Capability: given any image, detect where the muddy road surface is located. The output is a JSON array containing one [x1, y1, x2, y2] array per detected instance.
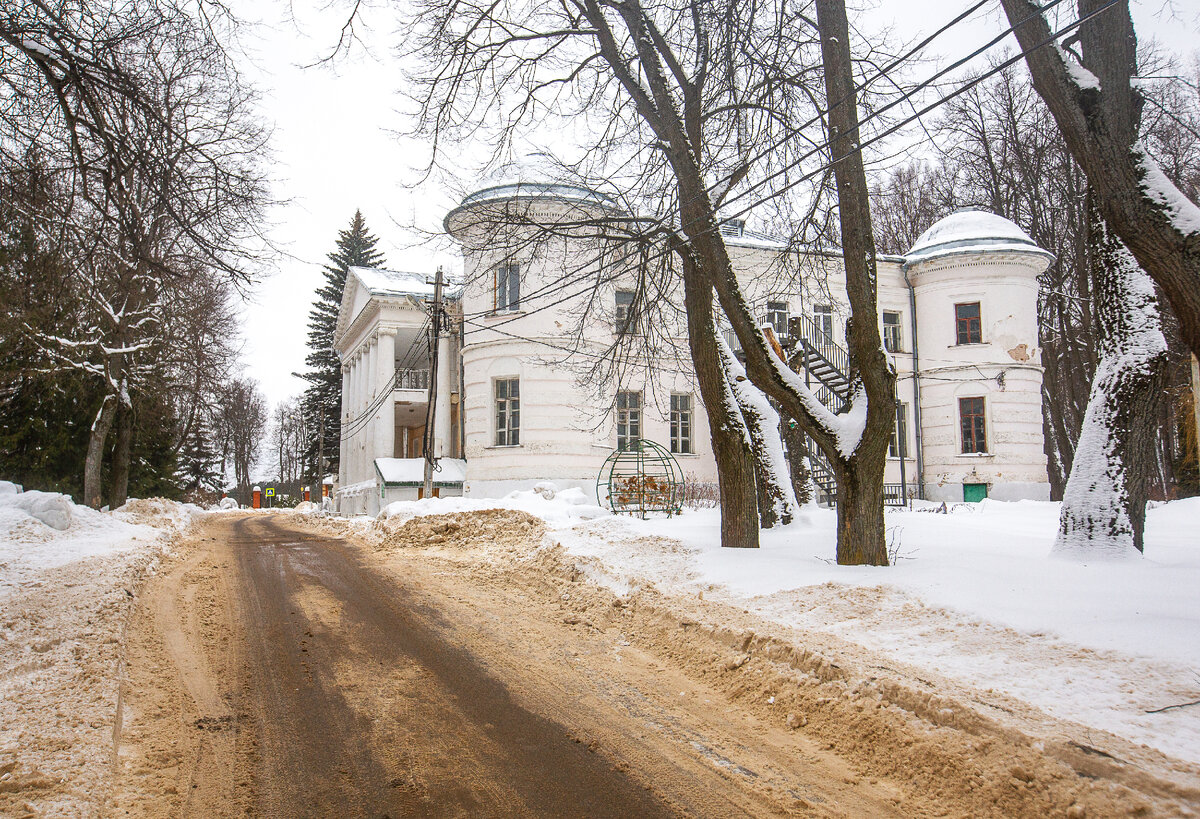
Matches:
[[109, 513, 907, 817], [107, 511, 1198, 817]]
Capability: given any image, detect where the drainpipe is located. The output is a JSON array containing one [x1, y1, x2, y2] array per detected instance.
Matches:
[[902, 263, 925, 500]]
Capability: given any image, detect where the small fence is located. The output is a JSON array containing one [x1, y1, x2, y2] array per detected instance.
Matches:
[[394, 368, 430, 391]]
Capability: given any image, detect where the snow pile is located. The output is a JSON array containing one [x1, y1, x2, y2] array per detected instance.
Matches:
[[111, 497, 203, 535], [0, 489, 167, 596], [505, 495, 1200, 766], [216, 496, 239, 510], [4, 489, 74, 530], [377, 486, 608, 529], [0, 485, 193, 814], [293, 501, 320, 514]]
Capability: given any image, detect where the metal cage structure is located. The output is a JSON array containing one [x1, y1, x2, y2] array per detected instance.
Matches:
[[596, 439, 686, 518]]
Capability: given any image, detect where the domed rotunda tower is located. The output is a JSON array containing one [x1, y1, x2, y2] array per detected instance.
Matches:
[[902, 209, 1053, 502]]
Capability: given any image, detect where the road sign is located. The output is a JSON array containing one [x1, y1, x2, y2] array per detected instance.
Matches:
[[265, 487, 275, 497]]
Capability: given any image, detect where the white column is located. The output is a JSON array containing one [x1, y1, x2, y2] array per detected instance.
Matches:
[[352, 350, 364, 483], [364, 337, 378, 478], [375, 329, 396, 461], [339, 362, 351, 488], [434, 337, 452, 458]]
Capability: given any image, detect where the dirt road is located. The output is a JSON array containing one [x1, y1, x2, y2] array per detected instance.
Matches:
[[107, 511, 1199, 817]]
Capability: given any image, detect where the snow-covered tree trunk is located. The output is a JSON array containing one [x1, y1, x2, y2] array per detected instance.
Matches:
[[108, 400, 134, 509], [83, 394, 117, 509], [1055, 210, 1168, 558], [718, 339, 799, 528], [681, 261, 760, 548]]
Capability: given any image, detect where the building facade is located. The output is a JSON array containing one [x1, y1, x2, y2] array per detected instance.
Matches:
[[333, 267, 463, 514], [337, 167, 1053, 512]]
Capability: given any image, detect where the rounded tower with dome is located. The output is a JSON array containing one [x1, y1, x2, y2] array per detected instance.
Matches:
[[903, 208, 1053, 502], [444, 155, 661, 496]]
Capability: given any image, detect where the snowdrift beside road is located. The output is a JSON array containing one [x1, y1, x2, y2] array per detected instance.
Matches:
[[0, 486, 201, 814], [0, 486, 185, 596], [346, 490, 1200, 768]]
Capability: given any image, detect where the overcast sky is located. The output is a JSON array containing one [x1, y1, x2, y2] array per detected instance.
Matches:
[[230, 0, 1198, 412]]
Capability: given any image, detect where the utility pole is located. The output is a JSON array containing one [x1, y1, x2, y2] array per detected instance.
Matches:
[[423, 266, 445, 499], [316, 414, 324, 506]]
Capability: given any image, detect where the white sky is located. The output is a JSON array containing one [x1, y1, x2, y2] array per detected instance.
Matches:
[[230, 0, 1198, 411]]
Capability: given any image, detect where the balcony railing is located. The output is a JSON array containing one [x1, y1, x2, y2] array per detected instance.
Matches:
[[394, 368, 430, 391]]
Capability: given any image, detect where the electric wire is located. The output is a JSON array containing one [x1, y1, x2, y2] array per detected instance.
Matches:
[[451, 0, 1001, 326], [455, 0, 1101, 344]]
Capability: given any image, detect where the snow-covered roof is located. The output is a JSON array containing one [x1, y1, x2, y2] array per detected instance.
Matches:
[[350, 266, 456, 299], [457, 152, 619, 210], [375, 457, 467, 485], [904, 209, 1052, 265]]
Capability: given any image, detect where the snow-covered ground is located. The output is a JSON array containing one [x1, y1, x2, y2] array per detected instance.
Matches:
[[373, 490, 1200, 767], [0, 484, 200, 815]]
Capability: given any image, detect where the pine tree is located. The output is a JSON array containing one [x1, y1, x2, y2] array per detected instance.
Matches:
[[175, 414, 221, 495], [300, 211, 385, 484]]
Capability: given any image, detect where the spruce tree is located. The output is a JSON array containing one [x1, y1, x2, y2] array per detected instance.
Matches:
[[175, 414, 221, 495], [300, 211, 385, 485]]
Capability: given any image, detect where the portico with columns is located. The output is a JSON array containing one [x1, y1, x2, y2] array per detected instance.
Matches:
[[332, 266, 463, 515]]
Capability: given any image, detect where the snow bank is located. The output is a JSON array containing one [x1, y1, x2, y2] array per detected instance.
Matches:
[[0, 487, 196, 813], [0, 491, 168, 596], [501, 494, 1200, 766], [378, 486, 608, 529]]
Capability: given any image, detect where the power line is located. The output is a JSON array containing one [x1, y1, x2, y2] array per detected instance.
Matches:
[[451, 0, 1001, 326], [453, 0, 1089, 344], [455, 4, 1111, 349]]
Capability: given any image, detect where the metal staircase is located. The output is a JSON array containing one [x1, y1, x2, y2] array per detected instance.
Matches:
[[783, 314, 849, 506]]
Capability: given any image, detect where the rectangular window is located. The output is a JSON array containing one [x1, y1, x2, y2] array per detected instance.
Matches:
[[495, 378, 520, 446], [495, 263, 520, 313], [765, 300, 789, 339], [959, 396, 987, 454], [814, 304, 834, 343], [615, 289, 637, 335], [889, 402, 908, 458], [955, 302, 982, 345], [882, 310, 903, 353], [616, 390, 642, 452], [670, 393, 693, 454]]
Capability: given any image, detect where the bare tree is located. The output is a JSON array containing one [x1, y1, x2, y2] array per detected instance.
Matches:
[[269, 398, 309, 485], [406, 0, 896, 562], [217, 378, 267, 497], [2, 0, 269, 507], [999, 0, 1200, 361]]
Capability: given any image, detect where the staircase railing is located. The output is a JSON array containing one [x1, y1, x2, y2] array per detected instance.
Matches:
[[785, 313, 850, 507]]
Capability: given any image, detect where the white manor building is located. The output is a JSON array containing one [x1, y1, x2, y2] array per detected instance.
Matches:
[[335, 168, 1053, 515]]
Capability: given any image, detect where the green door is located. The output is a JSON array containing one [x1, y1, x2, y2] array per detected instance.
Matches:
[[963, 482, 988, 503]]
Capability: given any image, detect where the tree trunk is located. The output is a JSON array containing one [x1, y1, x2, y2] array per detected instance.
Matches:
[[720, 345, 798, 528], [815, 0, 894, 565], [999, 0, 1200, 361], [833, 455, 888, 566], [681, 262, 759, 549], [108, 401, 133, 509], [780, 416, 815, 505], [83, 394, 117, 509], [1055, 207, 1168, 557]]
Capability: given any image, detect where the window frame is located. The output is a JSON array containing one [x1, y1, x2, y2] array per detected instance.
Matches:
[[765, 300, 789, 340], [955, 301, 982, 345], [889, 402, 908, 459], [813, 304, 834, 343], [959, 396, 987, 454], [615, 289, 638, 335], [494, 377, 520, 447], [494, 262, 520, 313], [882, 310, 904, 353], [670, 393, 694, 455], [616, 390, 642, 452]]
